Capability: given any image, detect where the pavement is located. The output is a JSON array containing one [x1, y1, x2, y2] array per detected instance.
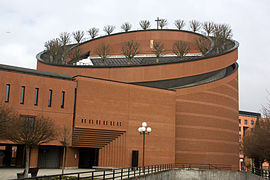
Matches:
[[0, 168, 93, 180]]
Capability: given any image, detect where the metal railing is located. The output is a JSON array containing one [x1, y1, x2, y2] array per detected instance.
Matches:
[[14, 163, 233, 180]]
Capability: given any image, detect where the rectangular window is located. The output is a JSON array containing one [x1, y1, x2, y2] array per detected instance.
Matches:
[[5, 84, 10, 102], [61, 91, 65, 108], [244, 120, 247, 125], [34, 88, 39, 106], [238, 119, 241, 124], [251, 120, 254, 125], [239, 127, 241, 131], [20, 86, 25, 104], [48, 90, 52, 107]]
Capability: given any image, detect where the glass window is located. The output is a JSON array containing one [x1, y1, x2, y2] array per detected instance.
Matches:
[[244, 120, 247, 125], [34, 88, 39, 106], [20, 86, 25, 104], [251, 120, 254, 125], [239, 127, 241, 131], [239, 135, 241, 140], [5, 84, 10, 102], [61, 91, 65, 108], [48, 90, 52, 107], [238, 119, 241, 124]]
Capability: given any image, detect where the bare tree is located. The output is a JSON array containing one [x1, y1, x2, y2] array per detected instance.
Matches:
[[189, 20, 201, 32], [3, 114, 56, 177], [121, 22, 132, 32], [139, 20, 151, 30], [213, 23, 233, 53], [72, 30, 85, 44], [103, 25, 115, 35], [159, 19, 168, 29], [67, 47, 82, 63], [95, 43, 110, 63], [152, 41, 165, 62], [0, 105, 17, 139], [175, 19, 185, 30], [58, 126, 71, 175], [121, 40, 139, 64], [172, 41, 190, 57], [88, 27, 99, 39], [59, 32, 71, 61], [44, 38, 62, 64], [196, 38, 210, 55], [203, 21, 214, 36]]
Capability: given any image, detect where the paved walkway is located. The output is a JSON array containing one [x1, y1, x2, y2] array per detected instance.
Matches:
[[0, 168, 93, 180]]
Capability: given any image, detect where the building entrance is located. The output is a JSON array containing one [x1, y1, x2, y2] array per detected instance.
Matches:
[[38, 146, 60, 168], [78, 148, 99, 168]]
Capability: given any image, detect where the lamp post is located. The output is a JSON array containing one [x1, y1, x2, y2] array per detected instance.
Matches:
[[138, 122, 151, 168]]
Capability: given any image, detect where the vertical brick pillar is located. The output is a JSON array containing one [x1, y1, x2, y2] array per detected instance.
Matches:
[[65, 147, 79, 168]]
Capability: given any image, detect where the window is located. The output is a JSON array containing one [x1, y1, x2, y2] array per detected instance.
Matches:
[[34, 88, 39, 106], [5, 84, 10, 102], [61, 91, 65, 108], [20, 86, 25, 104], [244, 120, 247, 125], [48, 90, 52, 107], [251, 120, 254, 125], [239, 135, 241, 140], [238, 119, 241, 124], [239, 127, 241, 131]]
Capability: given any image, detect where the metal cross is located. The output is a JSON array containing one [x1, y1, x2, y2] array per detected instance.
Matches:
[[155, 17, 161, 29]]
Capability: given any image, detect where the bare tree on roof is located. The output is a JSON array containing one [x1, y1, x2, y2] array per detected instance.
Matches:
[[213, 23, 233, 53], [121, 40, 140, 64], [103, 25, 115, 35], [121, 22, 132, 32], [88, 27, 99, 39], [67, 47, 82, 63], [172, 41, 190, 57], [44, 38, 62, 64], [72, 30, 85, 44], [59, 32, 71, 61], [159, 19, 168, 29], [95, 43, 110, 63], [189, 20, 201, 32], [139, 20, 151, 30], [174, 19, 185, 30], [203, 21, 214, 36], [152, 41, 165, 63], [196, 38, 210, 55]]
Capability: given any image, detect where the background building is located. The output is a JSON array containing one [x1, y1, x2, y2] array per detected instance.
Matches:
[[0, 29, 239, 170]]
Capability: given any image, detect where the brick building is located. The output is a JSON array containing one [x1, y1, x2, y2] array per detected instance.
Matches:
[[0, 29, 239, 170]]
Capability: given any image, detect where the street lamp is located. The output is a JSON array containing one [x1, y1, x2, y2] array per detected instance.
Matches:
[[138, 122, 151, 168]]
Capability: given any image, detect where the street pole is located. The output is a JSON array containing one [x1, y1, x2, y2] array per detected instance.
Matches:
[[143, 131, 145, 168]]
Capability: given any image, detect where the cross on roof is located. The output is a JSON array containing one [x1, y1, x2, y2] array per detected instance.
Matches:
[[155, 17, 161, 29]]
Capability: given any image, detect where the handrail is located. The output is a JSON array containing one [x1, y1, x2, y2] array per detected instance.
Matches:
[[14, 163, 236, 180]]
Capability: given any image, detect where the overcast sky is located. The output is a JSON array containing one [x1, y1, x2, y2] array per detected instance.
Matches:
[[0, 0, 269, 113]]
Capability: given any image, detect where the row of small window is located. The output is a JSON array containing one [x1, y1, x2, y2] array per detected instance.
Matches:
[[238, 119, 254, 126], [5, 84, 65, 108], [81, 119, 122, 126]]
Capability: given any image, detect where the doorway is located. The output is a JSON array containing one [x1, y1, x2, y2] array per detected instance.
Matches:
[[78, 148, 99, 168], [131, 150, 139, 168], [38, 146, 60, 168]]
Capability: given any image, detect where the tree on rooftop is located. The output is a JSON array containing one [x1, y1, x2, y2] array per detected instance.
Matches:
[[159, 19, 168, 29], [121, 40, 140, 64], [152, 41, 165, 63], [44, 38, 62, 64], [121, 22, 132, 32], [196, 38, 210, 55], [95, 43, 110, 63], [203, 21, 214, 36], [59, 32, 71, 61], [172, 41, 190, 57], [213, 23, 233, 53], [139, 20, 151, 30], [0, 107, 56, 178], [72, 30, 85, 44], [88, 27, 99, 39], [67, 47, 82, 63], [189, 20, 201, 32], [103, 25, 115, 35], [174, 19, 185, 30]]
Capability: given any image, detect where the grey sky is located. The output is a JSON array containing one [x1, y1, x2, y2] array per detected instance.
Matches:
[[0, 0, 269, 113]]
